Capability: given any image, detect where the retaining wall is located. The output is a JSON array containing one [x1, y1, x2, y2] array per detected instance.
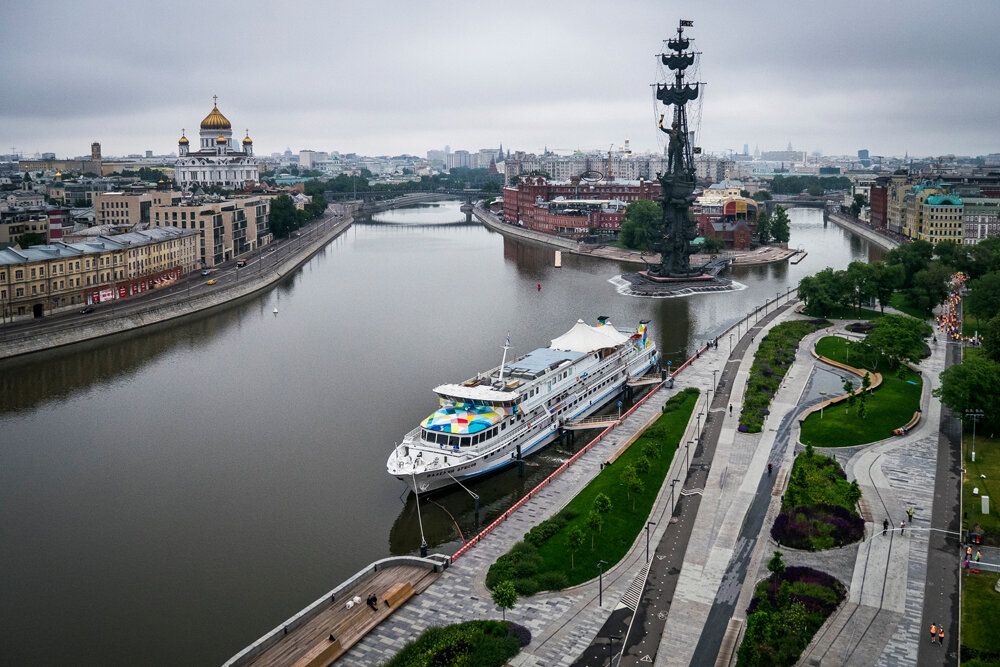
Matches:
[[824, 211, 899, 251], [0, 211, 356, 361], [474, 208, 583, 251]]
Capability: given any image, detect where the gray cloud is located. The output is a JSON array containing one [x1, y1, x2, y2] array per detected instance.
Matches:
[[2, 0, 998, 158]]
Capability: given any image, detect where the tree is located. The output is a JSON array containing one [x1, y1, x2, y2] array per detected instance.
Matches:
[[619, 199, 662, 251], [752, 190, 772, 201], [869, 262, 904, 313], [593, 493, 612, 516], [268, 194, 299, 238], [770, 205, 790, 243], [756, 208, 772, 245], [586, 510, 603, 548], [701, 237, 726, 254], [905, 262, 950, 317], [491, 580, 518, 621], [967, 237, 1000, 279], [982, 313, 1000, 363], [857, 372, 872, 420], [845, 261, 875, 315], [15, 232, 46, 248], [849, 193, 869, 217], [807, 185, 824, 197], [767, 550, 786, 576], [935, 355, 1000, 430], [798, 267, 848, 317], [933, 240, 968, 272], [843, 376, 855, 414], [965, 271, 1000, 322], [619, 464, 644, 510], [885, 240, 934, 288], [567, 527, 585, 569], [634, 455, 652, 475], [862, 313, 930, 368]]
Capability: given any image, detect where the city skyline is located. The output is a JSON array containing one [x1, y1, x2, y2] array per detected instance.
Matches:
[[2, 0, 999, 160]]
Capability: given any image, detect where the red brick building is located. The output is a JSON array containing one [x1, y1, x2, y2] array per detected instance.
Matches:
[[502, 176, 661, 236], [869, 177, 889, 228], [696, 197, 758, 249]]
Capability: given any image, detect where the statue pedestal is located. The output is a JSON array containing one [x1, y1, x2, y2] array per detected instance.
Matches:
[[639, 271, 716, 283]]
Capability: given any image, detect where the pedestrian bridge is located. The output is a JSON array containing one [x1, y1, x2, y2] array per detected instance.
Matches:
[[562, 415, 621, 431]]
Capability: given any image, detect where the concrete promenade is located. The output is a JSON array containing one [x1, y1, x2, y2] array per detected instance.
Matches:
[[0, 205, 356, 361], [662, 314, 950, 667]]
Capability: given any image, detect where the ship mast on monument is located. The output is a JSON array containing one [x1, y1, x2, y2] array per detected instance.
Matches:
[[614, 19, 739, 297], [651, 18, 702, 278]]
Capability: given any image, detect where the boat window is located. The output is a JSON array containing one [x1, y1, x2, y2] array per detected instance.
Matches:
[[501, 422, 507, 430]]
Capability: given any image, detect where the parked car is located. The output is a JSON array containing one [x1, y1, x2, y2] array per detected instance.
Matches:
[[80, 306, 95, 314], [201, 269, 211, 276], [236, 259, 247, 267]]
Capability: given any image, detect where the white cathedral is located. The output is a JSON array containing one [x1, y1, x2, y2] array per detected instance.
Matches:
[[175, 97, 259, 190]]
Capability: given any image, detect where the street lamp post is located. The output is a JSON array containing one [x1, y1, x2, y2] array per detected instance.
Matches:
[[777, 291, 781, 306], [712, 368, 718, 389], [670, 478, 680, 515], [645, 521, 656, 562], [685, 440, 691, 472], [607, 635, 621, 667], [966, 409, 984, 462], [597, 560, 608, 607], [729, 333, 733, 356], [697, 411, 703, 438]]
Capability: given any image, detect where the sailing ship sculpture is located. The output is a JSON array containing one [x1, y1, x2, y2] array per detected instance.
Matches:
[[650, 19, 702, 278], [612, 20, 740, 297]]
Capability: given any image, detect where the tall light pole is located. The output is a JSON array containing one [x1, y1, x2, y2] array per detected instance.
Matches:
[[597, 560, 608, 607], [645, 521, 656, 562], [729, 333, 734, 356], [697, 411, 703, 438], [712, 368, 718, 389], [966, 409, 984, 462], [777, 291, 781, 306], [685, 440, 691, 471], [670, 478, 680, 515], [607, 635, 621, 667]]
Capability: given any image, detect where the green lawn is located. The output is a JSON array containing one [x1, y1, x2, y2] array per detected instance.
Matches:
[[890, 292, 929, 319], [800, 337, 923, 447], [963, 433, 1000, 545], [961, 571, 1000, 659], [486, 388, 698, 594]]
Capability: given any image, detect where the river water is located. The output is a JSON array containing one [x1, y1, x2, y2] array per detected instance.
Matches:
[[0, 203, 877, 666]]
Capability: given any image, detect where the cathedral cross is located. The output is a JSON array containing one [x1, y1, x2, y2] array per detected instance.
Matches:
[[213, 94, 218, 106]]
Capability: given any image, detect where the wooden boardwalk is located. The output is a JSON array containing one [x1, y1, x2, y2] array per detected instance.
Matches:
[[247, 564, 440, 667]]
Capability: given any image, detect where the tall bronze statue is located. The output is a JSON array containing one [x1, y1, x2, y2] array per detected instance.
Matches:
[[650, 20, 702, 278]]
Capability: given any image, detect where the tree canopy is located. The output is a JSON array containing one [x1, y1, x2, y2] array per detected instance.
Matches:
[[964, 271, 1000, 322], [756, 208, 772, 245], [490, 580, 517, 621], [885, 240, 934, 288], [771, 205, 790, 243], [768, 174, 851, 194], [619, 199, 662, 251], [934, 354, 1000, 430], [861, 313, 931, 368]]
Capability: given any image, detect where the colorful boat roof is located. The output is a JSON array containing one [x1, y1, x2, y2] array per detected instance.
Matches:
[[421, 404, 505, 434]]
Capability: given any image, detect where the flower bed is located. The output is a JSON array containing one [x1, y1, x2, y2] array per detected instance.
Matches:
[[738, 564, 846, 666], [771, 444, 864, 551], [739, 320, 830, 433]]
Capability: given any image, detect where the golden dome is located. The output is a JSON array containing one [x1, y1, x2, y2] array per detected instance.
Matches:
[[178, 134, 189, 145], [201, 104, 232, 130], [242, 134, 253, 145], [216, 135, 228, 144]]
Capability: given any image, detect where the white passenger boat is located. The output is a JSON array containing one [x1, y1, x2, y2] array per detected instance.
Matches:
[[386, 318, 658, 493]]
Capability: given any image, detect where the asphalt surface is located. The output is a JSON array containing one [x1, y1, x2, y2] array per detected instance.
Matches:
[[917, 339, 962, 666], [571, 303, 793, 667]]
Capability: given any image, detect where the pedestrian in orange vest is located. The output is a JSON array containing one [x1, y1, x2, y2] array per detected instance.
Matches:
[[930, 623, 937, 643], [938, 626, 944, 645]]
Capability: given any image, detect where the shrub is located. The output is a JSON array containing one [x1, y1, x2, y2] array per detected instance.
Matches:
[[507, 622, 532, 647], [524, 516, 566, 547], [387, 620, 522, 667]]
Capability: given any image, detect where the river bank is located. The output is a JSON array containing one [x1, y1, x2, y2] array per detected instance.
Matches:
[[824, 210, 900, 251], [474, 207, 798, 267], [0, 205, 358, 362]]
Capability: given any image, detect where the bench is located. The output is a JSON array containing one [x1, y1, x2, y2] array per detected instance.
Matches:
[[893, 411, 920, 436], [290, 636, 342, 667], [384, 582, 415, 609]]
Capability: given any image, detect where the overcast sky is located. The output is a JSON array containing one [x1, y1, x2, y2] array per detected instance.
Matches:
[[2, 1, 998, 160]]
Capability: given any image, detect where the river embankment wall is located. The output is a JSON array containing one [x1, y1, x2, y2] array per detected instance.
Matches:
[[0, 209, 357, 362], [824, 211, 900, 251], [474, 208, 583, 251]]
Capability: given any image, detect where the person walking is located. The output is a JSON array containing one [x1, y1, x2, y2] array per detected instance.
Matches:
[[967, 545, 973, 560], [883, 518, 889, 536], [907, 507, 914, 523], [938, 625, 945, 646], [729, 404, 733, 416], [900, 520, 905, 536], [976, 550, 981, 562], [930, 623, 937, 643]]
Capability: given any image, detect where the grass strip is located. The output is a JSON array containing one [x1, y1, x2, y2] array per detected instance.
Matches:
[[961, 571, 1000, 660], [739, 319, 831, 433], [800, 336, 922, 447], [486, 388, 698, 595]]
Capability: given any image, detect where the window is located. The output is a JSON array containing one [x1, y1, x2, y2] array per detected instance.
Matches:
[[15, 269, 23, 280]]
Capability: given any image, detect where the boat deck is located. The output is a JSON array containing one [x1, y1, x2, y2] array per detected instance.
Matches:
[[246, 564, 440, 667]]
